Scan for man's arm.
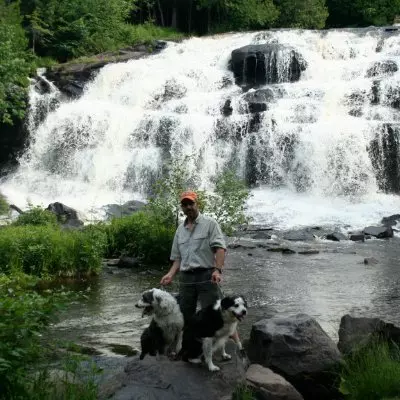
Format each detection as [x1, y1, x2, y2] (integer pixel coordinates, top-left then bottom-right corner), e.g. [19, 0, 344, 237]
[214, 247, 226, 271]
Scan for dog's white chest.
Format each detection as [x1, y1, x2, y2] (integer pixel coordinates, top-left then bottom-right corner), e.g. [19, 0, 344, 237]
[215, 321, 237, 339]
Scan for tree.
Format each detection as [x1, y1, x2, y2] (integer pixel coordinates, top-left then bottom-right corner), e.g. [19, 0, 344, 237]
[276, 0, 328, 29]
[0, 1, 32, 125]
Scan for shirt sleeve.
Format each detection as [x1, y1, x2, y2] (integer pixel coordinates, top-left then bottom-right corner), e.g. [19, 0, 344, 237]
[209, 219, 226, 249]
[170, 229, 181, 260]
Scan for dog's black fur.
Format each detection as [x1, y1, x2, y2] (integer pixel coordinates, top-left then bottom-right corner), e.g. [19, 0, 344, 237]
[179, 295, 247, 370]
[140, 319, 165, 360]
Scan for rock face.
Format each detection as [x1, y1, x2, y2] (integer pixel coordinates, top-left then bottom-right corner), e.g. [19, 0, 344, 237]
[242, 88, 275, 113]
[104, 200, 146, 219]
[231, 44, 307, 88]
[108, 342, 247, 400]
[45, 41, 167, 98]
[246, 364, 304, 400]
[366, 60, 398, 78]
[247, 314, 342, 400]
[338, 314, 400, 355]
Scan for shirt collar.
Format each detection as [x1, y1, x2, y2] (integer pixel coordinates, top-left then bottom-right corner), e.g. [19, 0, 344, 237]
[184, 212, 203, 226]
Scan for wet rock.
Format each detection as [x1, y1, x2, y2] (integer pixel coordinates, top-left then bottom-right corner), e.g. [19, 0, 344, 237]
[366, 60, 398, 78]
[363, 225, 393, 238]
[222, 99, 233, 117]
[368, 124, 400, 193]
[230, 44, 307, 88]
[349, 233, 365, 242]
[246, 364, 303, 400]
[247, 314, 342, 400]
[381, 214, 400, 226]
[46, 42, 168, 97]
[242, 89, 274, 113]
[118, 256, 141, 268]
[267, 247, 295, 253]
[283, 230, 315, 241]
[251, 231, 272, 240]
[110, 341, 246, 400]
[46, 202, 84, 228]
[104, 200, 146, 218]
[338, 314, 400, 355]
[326, 232, 347, 241]
[107, 344, 139, 357]
[364, 257, 378, 265]
[298, 250, 319, 255]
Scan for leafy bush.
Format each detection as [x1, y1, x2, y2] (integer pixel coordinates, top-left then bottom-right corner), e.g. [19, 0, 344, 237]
[0, 194, 8, 216]
[105, 211, 175, 265]
[12, 206, 58, 227]
[0, 224, 107, 277]
[339, 340, 400, 400]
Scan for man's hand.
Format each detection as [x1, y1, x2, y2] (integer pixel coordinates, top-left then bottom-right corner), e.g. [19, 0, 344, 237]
[160, 273, 173, 286]
[211, 270, 222, 284]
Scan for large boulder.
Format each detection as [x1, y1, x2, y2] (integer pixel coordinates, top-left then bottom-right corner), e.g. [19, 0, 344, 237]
[363, 225, 393, 238]
[108, 341, 247, 400]
[381, 214, 400, 226]
[366, 60, 398, 78]
[231, 44, 307, 88]
[338, 314, 400, 355]
[46, 202, 84, 228]
[247, 314, 342, 400]
[242, 88, 275, 113]
[104, 200, 146, 219]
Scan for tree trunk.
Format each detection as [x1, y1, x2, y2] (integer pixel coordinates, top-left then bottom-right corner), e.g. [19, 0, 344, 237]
[157, 0, 165, 26]
[171, 0, 177, 28]
[188, 0, 193, 33]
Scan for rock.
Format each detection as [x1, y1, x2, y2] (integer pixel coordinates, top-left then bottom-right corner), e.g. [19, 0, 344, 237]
[252, 231, 272, 240]
[366, 60, 398, 78]
[246, 364, 303, 400]
[326, 232, 347, 241]
[283, 230, 315, 241]
[222, 99, 233, 117]
[228, 241, 257, 250]
[46, 42, 167, 97]
[106, 259, 120, 266]
[104, 200, 146, 218]
[368, 124, 400, 193]
[298, 250, 319, 255]
[363, 225, 393, 238]
[230, 44, 307, 88]
[110, 341, 246, 400]
[381, 214, 400, 226]
[247, 314, 342, 400]
[349, 233, 365, 242]
[242, 89, 275, 113]
[267, 247, 295, 254]
[338, 314, 400, 355]
[46, 202, 84, 228]
[118, 256, 141, 269]
[363, 257, 379, 265]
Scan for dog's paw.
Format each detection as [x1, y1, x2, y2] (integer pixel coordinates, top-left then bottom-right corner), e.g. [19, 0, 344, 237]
[188, 358, 202, 364]
[208, 364, 220, 372]
[221, 353, 232, 361]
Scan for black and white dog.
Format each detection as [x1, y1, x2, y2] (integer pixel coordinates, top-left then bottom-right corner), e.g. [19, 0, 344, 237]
[180, 295, 247, 371]
[135, 288, 184, 360]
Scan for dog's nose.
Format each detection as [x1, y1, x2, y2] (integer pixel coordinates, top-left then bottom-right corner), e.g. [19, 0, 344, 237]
[135, 304, 140, 308]
[242, 310, 247, 316]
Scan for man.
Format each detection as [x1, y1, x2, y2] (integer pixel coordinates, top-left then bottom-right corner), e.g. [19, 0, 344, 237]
[160, 190, 226, 325]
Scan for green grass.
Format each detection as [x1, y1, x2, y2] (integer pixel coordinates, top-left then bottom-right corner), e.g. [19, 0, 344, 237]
[340, 340, 400, 400]
[232, 383, 256, 400]
[0, 193, 8, 216]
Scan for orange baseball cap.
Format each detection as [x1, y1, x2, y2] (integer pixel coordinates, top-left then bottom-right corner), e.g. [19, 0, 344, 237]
[180, 191, 197, 202]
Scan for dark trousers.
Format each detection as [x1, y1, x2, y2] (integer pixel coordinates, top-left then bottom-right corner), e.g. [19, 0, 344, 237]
[179, 268, 221, 326]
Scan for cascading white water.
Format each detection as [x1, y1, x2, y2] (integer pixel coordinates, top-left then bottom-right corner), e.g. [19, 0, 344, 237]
[2, 28, 400, 229]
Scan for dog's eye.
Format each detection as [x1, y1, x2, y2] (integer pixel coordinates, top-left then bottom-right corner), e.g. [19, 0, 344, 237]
[234, 304, 239, 307]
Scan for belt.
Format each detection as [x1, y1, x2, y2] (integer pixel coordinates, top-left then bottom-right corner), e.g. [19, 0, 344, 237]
[181, 267, 212, 274]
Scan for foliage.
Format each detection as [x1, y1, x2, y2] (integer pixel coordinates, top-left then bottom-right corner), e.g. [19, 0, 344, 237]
[0, 224, 107, 277]
[105, 211, 176, 265]
[326, 0, 400, 27]
[12, 206, 58, 227]
[0, 194, 8, 216]
[0, 1, 32, 125]
[339, 340, 400, 400]
[205, 170, 252, 235]
[276, 0, 329, 28]
[232, 383, 256, 400]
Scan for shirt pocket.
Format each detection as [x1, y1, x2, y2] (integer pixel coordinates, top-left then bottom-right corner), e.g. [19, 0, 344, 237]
[178, 236, 189, 260]
[191, 233, 208, 251]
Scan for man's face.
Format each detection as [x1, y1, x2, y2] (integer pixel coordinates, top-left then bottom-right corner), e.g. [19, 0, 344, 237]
[181, 199, 198, 219]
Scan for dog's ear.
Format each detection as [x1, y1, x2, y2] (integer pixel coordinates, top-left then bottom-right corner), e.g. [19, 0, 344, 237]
[221, 297, 234, 310]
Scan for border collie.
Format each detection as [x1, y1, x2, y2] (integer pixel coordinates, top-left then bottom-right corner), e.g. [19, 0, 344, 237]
[180, 295, 247, 371]
[135, 288, 184, 360]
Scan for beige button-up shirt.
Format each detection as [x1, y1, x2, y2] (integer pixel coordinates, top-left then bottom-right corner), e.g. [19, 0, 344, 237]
[170, 213, 226, 271]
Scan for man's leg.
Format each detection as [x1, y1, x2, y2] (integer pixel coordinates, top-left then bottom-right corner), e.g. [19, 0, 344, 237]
[179, 272, 198, 326]
[197, 269, 221, 309]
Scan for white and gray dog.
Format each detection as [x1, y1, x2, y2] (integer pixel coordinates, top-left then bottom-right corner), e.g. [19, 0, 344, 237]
[135, 288, 184, 360]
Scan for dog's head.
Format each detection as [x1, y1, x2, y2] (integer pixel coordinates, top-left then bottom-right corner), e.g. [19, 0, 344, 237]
[135, 288, 178, 317]
[220, 295, 247, 322]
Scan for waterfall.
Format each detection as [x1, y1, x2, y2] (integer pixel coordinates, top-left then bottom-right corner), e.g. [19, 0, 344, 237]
[2, 28, 400, 229]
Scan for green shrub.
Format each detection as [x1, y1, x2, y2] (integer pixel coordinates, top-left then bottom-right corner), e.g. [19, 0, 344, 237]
[106, 211, 175, 265]
[339, 340, 400, 400]
[0, 194, 8, 216]
[232, 383, 256, 400]
[12, 207, 58, 227]
[0, 224, 107, 277]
